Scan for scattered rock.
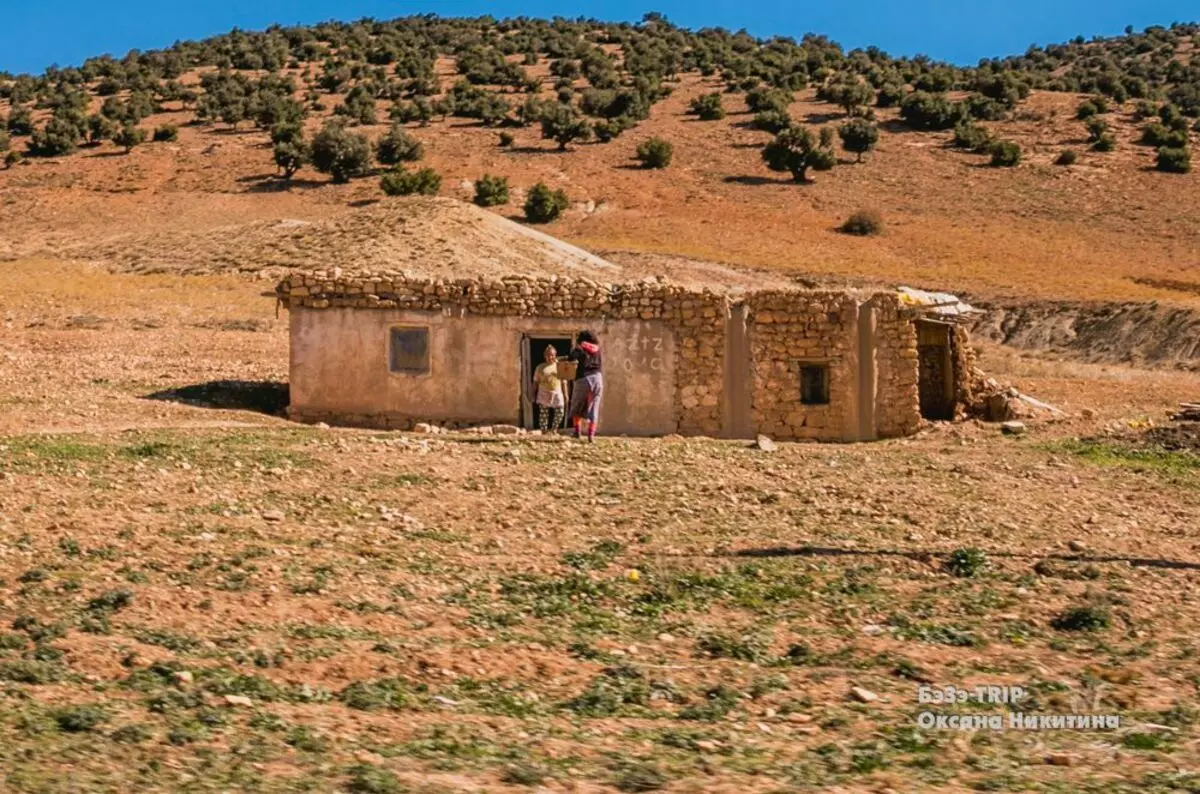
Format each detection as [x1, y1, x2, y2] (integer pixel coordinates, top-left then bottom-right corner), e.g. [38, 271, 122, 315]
[492, 424, 522, 435]
[1000, 421, 1027, 436]
[223, 694, 253, 707]
[1045, 753, 1076, 766]
[1067, 539, 1087, 552]
[787, 713, 814, 724]
[850, 686, 878, 703]
[261, 510, 285, 522]
[173, 671, 194, 685]
[754, 435, 777, 452]
[861, 624, 885, 636]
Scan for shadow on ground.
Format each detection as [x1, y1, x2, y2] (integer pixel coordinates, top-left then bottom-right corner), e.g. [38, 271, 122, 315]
[144, 380, 290, 416]
[729, 544, 1200, 571]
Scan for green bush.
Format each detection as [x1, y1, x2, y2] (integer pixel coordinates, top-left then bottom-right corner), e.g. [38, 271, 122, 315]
[1084, 116, 1108, 142]
[7, 106, 33, 136]
[379, 166, 442, 196]
[27, 118, 78, 157]
[274, 140, 309, 179]
[745, 86, 792, 115]
[473, 173, 510, 206]
[952, 120, 992, 152]
[837, 118, 878, 162]
[1141, 123, 1188, 148]
[152, 124, 178, 142]
[374, 125, 423, 165]
[1055, 149, 1078, 165]
[688, 92, 725, 120]
[900, 91, 965, 131]
[635, 137, 673, 168]
[524, 182, 569, 223]
[347, 763, 402, 794]
[839, 209, 883, 236]
[53, 705, 107, 733]
[540, 104, 590, 150]
[751, 109, 792, 134]
[1075, 100, 1099, 119]
[498, 131, 515, 147]
[1091, 133, 1116, 152]
[0, 129, 9, 152]
[3, 150, 19, 169]
[112, 124, 147, 153]
[761, 125, 836, 182]
[876, 82, 905, 108]
[944, 548, 988, 577]
[988, 140, 1021, 167]
[310, 122, 371, 183]
[1050, 605, 1110, 632]
[1156, 146, 1192, 174]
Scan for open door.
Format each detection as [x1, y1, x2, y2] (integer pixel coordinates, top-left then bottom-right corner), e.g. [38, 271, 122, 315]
[520, 335, 574, 430]
[917, 320, 955, 420]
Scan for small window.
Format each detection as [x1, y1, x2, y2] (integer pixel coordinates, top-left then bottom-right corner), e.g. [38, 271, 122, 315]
[799, 364, 830, 405]
[389, 327, 430, 374]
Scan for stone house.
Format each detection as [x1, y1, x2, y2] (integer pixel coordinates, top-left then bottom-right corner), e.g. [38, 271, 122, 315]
[273, 269, 974, 442]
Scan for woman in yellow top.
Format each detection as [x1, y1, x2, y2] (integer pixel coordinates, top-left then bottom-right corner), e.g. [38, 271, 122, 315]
[534, 345, 566, 432]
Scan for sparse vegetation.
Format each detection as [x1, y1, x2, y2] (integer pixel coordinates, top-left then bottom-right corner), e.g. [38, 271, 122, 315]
[523, 181, 569, 222]
[988, 139, 1022, 167]
[380, 166, 442, 196]
[688, 93, 725, 120]
[309, 121, 371, 183]
[1156, 146, 1192, 173]
[473, 173, 510, 206]
[761, 125, 836, 182]
[374, 125, 423, 166]
[635, 137, 673, 168]
[837, 118, 878, 162]
[839, 209, 883, 236]
[1055, 149, 1078, 165]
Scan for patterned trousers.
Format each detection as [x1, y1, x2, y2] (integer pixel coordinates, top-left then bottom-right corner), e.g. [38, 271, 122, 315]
[538, 405, 563, 432]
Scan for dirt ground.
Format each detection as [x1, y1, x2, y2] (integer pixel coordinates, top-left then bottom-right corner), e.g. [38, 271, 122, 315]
[2, 261, 1199, 793]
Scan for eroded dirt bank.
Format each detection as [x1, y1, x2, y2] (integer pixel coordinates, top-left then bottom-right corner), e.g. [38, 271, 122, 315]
[969, 299, 1200, 369]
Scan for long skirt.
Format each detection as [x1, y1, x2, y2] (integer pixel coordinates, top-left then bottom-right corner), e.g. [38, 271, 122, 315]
[568, 372, 604, 424]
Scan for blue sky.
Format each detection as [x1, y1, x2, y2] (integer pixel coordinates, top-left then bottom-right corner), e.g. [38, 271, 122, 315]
[1, 0, 1195, 75]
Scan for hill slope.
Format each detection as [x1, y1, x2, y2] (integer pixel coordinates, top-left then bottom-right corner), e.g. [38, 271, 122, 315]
[1, 15, 1198, 304]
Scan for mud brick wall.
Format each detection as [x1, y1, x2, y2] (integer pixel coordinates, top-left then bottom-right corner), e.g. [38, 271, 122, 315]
[277, 271, 726, 436]
[873, 294, 922, 438]
[743, 291, 861, 441]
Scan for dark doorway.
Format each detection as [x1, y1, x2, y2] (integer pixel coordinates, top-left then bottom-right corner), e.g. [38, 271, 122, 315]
[520, 335, 573, 430]
[916, 321, 954, 420]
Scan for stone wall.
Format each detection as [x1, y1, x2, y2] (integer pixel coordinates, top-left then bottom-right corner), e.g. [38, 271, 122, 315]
[277, 271, 926, 442]
[277, 271, 726, 436]
[743, 291, 861, 440]
[873, 294, 922, 438]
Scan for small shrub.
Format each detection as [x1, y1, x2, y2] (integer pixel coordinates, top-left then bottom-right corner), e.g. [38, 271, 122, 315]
[952, 121, 991, 152]
[524, 182, 569, 223]
[4, 150, 19, 169]
[88, 589, 134, 612]
[498, 131, 515, 147]
[1055, 149, 1078, 165]
[474, 173, 510, 206]
[944, 548, 988, 577]
[1084, 117, 1108, 142]
[274, 141, 309, 179]
[1156, 146, 1192, 174]
[112, 124, 146, 153]
[613, 761, 668, 793]
[27, 118, 78, 157]
[501, 762, 547, 785]
[751, 109, 791, 133]
[688, 92, 725, 120]
[1050, 605, 1111, 632]
[379, 166, 441, 196]
[1091, 134, 1116, 152]
[310, 121, 371, 183]
[1141, 123, 1188, 148]
[152, 124, 178, 142]
[988, 140, 1021, 167]
[374, 125, 423, 165]
[347, 763, 402, 794]
[635, 137, 673, 168]
[839, 209, 883, 236]
[837, 118, 878, 162]
[338, 678, 410, 711]
[53, 705, 107, 733]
